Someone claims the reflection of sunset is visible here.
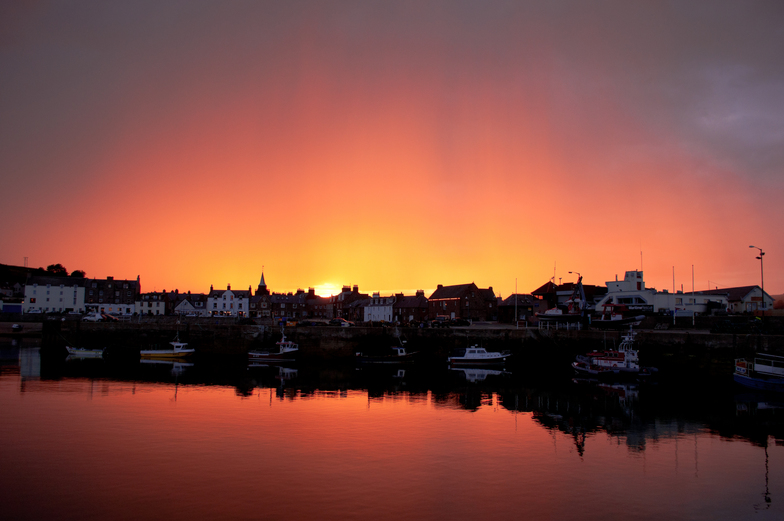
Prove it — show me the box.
[3,375,781,521]
[0,2,781,295]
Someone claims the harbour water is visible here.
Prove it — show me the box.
[1,341,783,520]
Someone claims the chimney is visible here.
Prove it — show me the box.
[437,284,443,289]
[210,284,213,291]
[107,276,113,281]
[353,285,359,293]
[416,290,424,297]
[227,284,231,290]
[308,288,315,297]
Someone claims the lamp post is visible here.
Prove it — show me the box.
[750,245,765,309]
[568,271,581,281]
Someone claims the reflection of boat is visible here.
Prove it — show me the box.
[448,346,510,366]
[450,367,508,383]
[248,332,298,362]
[571,327,656,378]
[140,334,194,359]
[140,358,194,375]
[11,324,22,332]
[65,346,105,358]
[734,353,784,392]
[590,303,645,329]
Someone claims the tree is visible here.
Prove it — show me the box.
[46,264,68,276]
[70,270,86,278]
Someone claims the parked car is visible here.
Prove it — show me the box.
[329,318,354,327]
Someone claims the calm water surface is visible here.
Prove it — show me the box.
[1,343,783,520]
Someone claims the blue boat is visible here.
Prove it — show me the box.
[734,354,784,392]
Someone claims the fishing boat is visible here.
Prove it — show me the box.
[535,276,586,325]
[448,346,510,366]
[356,344,418,363]
[248,331,298,362]
[571,327,656,378]
[590,303,646,329]
[140,333,194,359]
[65,346,105,358]
[734,353,784,392]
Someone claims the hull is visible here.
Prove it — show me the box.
[448,356,508,366]
[572,361,644,378]
[248,350,298,362]
[357,353,418,364]
[733,373,784,393]
[590,315,645,330]
[140,350,194,358]
[66,347,104,358]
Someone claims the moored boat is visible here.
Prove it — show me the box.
[356,337,418,364]
[65,346,105,358]
[140,334,194,359]
[248,332,298,362]
[448,346,510,366]
[734,354,784,392]
[571,327,656,378]
[590,303,645,330]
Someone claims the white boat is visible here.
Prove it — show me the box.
[734,354,784,392]
[448,346,510,366]
[65,346,105,358]
[140,334,194,359]
[571,327,655,377]
[248,332,299,362]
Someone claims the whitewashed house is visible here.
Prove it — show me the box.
[364,293,396,322]
[24,276,86,313]
[207,284,251,317]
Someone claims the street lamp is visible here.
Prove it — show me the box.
[750,245,765,308]
[568,271,581,281]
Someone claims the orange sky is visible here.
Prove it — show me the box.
[1,1,782,296]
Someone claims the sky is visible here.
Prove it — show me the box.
[1,0,782,297]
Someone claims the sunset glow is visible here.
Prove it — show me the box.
[1,1,781,296]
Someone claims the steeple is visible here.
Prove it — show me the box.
[256,270,269,296]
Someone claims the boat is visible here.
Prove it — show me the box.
[571,327,656,378]
[356,344,418,363]
[11,324,22,332]
[248,331,298,362]
[447,346,510,366]
[65,346,105,358]
[535,276,586,324]
[734,353,784,392]
[356,336,418,363]
[140,333,194,359]
[590,303,646,329]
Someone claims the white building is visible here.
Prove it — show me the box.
[24,277,86,313]
[594,270,728,315]
[700,286,774,313]
[207,284,252,317]
[364,293,395,322]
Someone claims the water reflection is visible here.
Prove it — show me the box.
[1,341,784,520]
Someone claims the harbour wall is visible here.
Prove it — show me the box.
[29,319,784,375]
